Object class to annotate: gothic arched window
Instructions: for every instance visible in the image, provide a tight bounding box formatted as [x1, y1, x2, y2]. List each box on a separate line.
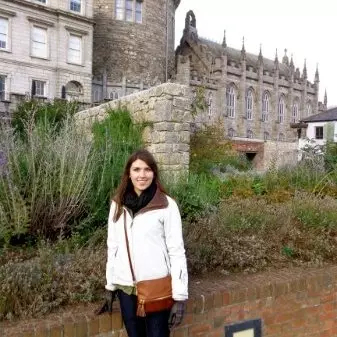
[263, 131, 270, 141]
[247, 129, 253, 139]
[291, 100, 299, 123]
[306, 102, 312, 117]
[278, 133, 285, 141]
[115, 0, 142, 23]
[262, 91, 270, 122]
[228, 128, 235, 138]
[278, 96, 285, 123]
[245, 89, 253, 120]
[226, 86, 236, 118]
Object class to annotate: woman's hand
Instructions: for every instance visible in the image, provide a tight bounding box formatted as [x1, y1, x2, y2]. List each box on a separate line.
[95, 290, 117, 315]
[168, 301, 186, 329]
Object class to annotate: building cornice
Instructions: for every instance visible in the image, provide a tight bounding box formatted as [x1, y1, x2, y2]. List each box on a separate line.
[65, 25, 89, 35]
[0, 8, 17, 16]
[0, 57, 92, 77]
[27, 15, 55, 27]
[2, 0, 94, 25]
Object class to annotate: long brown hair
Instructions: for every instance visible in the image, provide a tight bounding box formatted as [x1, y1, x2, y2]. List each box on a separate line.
[112, 149, 167, 221]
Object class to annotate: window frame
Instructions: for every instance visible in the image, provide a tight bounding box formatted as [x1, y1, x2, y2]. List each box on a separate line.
[245, 89, 253, 120]
[278, 96, 285, 123]
[247, 129, 253, 139]
[263, 131, 270, 141]
[32, 79, 47, 97]
[0, 17, 8, 50]
[226, 86, 236, 118]
[262, 91, 269, 122]
[228, 128, 235, 138]
[291, 102, 299, 123]
[70, 0, 82, 14]
[0, 75, 6, 100]
[30, 25, 49, 59]
[278, 133, 285, 142]
[315, 126, 323, 140]
[67, 33, 82, 65]
[307, 102, 312, 117]
[0, 10, 16, 53]
[115, 0, 143, 23]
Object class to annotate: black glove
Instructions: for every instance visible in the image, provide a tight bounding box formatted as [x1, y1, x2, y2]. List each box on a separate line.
[95, 290, 117, 315]
[168, 301, 186, 329]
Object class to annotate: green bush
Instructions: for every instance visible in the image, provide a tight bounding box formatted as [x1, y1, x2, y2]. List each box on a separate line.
[167, 173, 221, 221]
[190, 125, 251, 175]
[76, 109, 144, 241]
[11, 99, 78, 141]
[324, 141, 337, 171]
[0, 104, 144, 246]
[0, 117, 95, 244]
[0, 243, 105, 320]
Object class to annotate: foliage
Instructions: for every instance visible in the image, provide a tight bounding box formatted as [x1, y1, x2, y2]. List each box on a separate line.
[11, 99, 78, 141]
[3, 100, 337, 321]
[190, 86, 207, 117]
[190, 124, 252, 175]
[0, 117, 94, 245]
[0, 104, 144, 246]
[77, 109, 144, 240]
[0, 243, 105, 320]
[184, 192, 337, 274]
[324, 141, 337, 171]
[166, 173, 221, 221]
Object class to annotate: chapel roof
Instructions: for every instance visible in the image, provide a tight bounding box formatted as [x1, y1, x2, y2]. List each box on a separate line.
[199, 37, 290, 77]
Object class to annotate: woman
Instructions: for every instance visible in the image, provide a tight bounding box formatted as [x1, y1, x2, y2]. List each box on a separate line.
[97, 149, 188, 337]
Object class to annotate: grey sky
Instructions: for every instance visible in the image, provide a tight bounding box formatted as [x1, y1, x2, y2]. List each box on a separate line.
[175, 0, 335, 107]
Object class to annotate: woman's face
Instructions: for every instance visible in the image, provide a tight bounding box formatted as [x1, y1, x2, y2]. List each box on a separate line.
[129, 159, 154, 195]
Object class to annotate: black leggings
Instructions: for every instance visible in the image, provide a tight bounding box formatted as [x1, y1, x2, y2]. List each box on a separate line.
[117, 290, 171, 337]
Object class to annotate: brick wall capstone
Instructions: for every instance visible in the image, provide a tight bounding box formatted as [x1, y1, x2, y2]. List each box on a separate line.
[4, 266, 337, 336]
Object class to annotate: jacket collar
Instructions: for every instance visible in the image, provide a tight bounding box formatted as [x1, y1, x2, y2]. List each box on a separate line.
[135, 188, 168, 215]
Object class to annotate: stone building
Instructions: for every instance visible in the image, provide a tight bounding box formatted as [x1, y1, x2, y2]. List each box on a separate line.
[92, 0, 180, 102]
[175, 10, 327, 142]
[0, 0, 94, 117]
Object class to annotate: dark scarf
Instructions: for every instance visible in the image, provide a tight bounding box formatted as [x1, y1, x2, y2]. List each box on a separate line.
[123, 181, 157, 216]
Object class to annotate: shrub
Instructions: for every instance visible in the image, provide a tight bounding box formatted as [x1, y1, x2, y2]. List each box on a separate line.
[167, 173, 221, 221]
[190, 124, 251, 175]
[0, 117, 95, 244]
[0, 243, 106, 320]
[184, 192, 337, 274]
[11, 99, 78, 141]
[76, 109, 144, 240]
[324, 141, 337, 171]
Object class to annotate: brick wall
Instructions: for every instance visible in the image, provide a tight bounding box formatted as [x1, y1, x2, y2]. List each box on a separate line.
[3, 266, 337, 336]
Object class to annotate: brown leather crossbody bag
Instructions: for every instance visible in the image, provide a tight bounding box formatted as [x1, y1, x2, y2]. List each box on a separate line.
[123, 210, 174, 317]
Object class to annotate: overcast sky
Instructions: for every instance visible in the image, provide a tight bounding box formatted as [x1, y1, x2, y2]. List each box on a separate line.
[175, 0, 335, 108]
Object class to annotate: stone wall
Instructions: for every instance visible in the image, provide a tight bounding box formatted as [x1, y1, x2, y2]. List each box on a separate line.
[74, 83, 192, 179]
[264, 141, 299, 170]
[93, 0, 179, 88]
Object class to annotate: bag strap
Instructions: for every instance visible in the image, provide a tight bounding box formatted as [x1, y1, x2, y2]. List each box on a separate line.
[123, 209, 136, 283]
